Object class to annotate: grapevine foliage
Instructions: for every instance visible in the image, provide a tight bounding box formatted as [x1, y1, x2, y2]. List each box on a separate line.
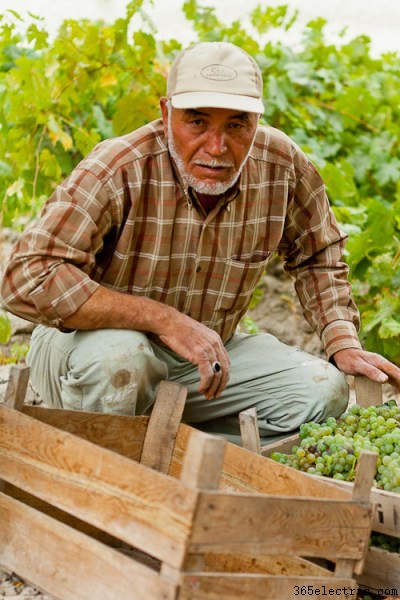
[0, 1, 399, 361]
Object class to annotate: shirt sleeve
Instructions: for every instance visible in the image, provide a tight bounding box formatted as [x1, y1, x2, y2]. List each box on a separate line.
[0, 168, 114, 328]
[278, 158, 362, 358]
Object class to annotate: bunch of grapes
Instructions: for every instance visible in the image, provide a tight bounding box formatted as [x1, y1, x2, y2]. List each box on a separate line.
[271, 400, 400, 555]
[270, 400, 400, 556]
[270, 400, 400, 491]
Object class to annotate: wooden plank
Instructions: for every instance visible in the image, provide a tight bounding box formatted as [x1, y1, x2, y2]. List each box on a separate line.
[358, 546, 400, 591]
[0, 492, 176, 600]
[201, 553, 330, 576]
[3, 482, 130, 547]
[140, 380, 187, 473]
[3, 364, 30, 409]
[162, 431, 226, 581]
[0, 405, 197, 568]
[22, 405, 148, 461]
[170, 425, 350, 500]
[352, 450, 377, 504]
[189, 493, 371, 560]
[261, 432, 300, 456]
[303, 473, 400, 538]
[334, 559, 354, 578]
[180, 430, 226, 490]
[354, 375, 383, 407]
[239, 408, 261, 454]
[178, 574, 356, 599]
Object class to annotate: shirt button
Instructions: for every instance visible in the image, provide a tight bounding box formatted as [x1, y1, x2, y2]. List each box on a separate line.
[196, 266, 202, 273]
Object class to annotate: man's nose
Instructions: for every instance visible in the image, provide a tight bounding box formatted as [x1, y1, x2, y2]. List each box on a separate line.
[204, 130, 228, 156]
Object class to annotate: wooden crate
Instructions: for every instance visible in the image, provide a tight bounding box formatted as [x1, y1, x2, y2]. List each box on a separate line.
[240, 375, 400, 594]
[0, 367, 376, 600]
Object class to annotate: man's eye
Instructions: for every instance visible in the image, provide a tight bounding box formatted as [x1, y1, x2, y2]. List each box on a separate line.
[229, 122, 243, 129]
[191, 119, 204, 126]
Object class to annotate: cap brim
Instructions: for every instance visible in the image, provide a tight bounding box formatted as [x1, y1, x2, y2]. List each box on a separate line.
[171, 91, 264, 114]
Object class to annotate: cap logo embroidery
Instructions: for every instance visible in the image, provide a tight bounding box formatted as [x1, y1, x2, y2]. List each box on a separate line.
[201, 64, 237, 81]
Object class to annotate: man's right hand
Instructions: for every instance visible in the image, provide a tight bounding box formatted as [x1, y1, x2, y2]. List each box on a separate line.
[62, 285, 231, 400]
[157, 310, 231, 400]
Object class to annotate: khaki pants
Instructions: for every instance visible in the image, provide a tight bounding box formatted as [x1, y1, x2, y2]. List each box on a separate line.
[27, 325, 349, 444]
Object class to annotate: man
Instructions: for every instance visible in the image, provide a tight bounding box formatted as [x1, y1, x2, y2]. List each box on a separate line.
[1, 42, 399, 443]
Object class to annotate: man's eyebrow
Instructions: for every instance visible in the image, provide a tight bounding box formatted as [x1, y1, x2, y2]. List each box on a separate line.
[229, 112, 251, 122]
[183, 109, 209, 118]
[182, 109, 251, 121]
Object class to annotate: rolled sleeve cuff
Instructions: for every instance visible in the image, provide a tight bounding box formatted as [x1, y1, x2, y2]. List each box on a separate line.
[321, 320, 362, 359]
[29, 269, 100, 329]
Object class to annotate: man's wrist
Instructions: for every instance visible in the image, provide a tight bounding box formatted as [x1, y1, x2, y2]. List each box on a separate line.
[321, 320, 362, 359]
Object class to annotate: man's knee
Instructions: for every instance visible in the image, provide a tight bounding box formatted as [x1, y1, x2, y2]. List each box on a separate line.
[306, 360, 349, 422]
[61, 329, 168, 415]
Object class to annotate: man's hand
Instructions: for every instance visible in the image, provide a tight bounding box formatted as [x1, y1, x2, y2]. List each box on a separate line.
[332, 348, 400, 389]
[157, 311, 231, 400]
[62, 286, 231, 400]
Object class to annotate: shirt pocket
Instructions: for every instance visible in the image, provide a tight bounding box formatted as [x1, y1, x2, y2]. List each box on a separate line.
[214, 253, 271, 313]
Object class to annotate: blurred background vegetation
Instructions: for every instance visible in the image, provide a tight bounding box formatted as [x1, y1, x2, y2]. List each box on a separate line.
[0, 0, 399, 361]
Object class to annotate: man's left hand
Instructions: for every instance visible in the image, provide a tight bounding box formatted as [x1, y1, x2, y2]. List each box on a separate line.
[332, 348, 400, 390]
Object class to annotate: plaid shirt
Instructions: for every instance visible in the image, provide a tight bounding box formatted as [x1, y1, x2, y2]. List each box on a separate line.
[0, 119, 361, 357]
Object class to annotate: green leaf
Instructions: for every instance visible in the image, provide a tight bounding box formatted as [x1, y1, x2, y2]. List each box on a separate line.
[0, 310, 12, 344]
[379, 318, 400, 340]
[375, 159, 400, 187]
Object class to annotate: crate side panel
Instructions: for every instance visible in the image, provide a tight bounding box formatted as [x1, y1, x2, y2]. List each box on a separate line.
[170, 425, 349, 500]
[0, 492, 176, 600]
[178, 574, 356, 600]
[189, 494, 371, 560]
[21, 406, 148, 461]
[3, 482, 131, 547]
[358, 546, 400, 591]
[0, 406, 196, 566]
[264, 443, 400, 539]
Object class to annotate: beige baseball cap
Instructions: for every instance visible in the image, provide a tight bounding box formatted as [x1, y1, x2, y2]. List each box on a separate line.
[167, 42, 264, 114]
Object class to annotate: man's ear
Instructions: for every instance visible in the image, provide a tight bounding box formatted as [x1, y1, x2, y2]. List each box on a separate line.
[160, 97, 169, 136]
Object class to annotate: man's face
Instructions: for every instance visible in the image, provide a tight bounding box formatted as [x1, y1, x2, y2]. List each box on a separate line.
[160, 98, 258, 196]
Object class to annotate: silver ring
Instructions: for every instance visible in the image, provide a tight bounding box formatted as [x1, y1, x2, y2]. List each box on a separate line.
[212, 361, 221, 373]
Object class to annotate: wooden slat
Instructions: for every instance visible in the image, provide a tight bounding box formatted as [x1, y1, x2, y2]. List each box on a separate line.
[304, 472, 400, 538]
[3, 482, 129, 547]
[354, 375, 383, 407]
[0, 405, 197, 568]
[3, 364, 30, 409]
[352, 450, 377, 504]
[0, 492, 176, 600]
[189, 493, 371, 560]
[358, 546, 400, 591]
[261, 432, 300, 456]
[178, 573, 356, 599]
[180, 430, 226, 490]
[162, 431, 226, 581]
[22, 405, 148, 461]
[170, 424, 350, 500]
[201, 553, 330, 576]
[140, 380, 187, 473]
[239, 408, 261, 454]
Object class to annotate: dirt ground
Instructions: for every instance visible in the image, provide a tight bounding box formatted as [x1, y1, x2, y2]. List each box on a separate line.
[0, 241, 399, 598]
